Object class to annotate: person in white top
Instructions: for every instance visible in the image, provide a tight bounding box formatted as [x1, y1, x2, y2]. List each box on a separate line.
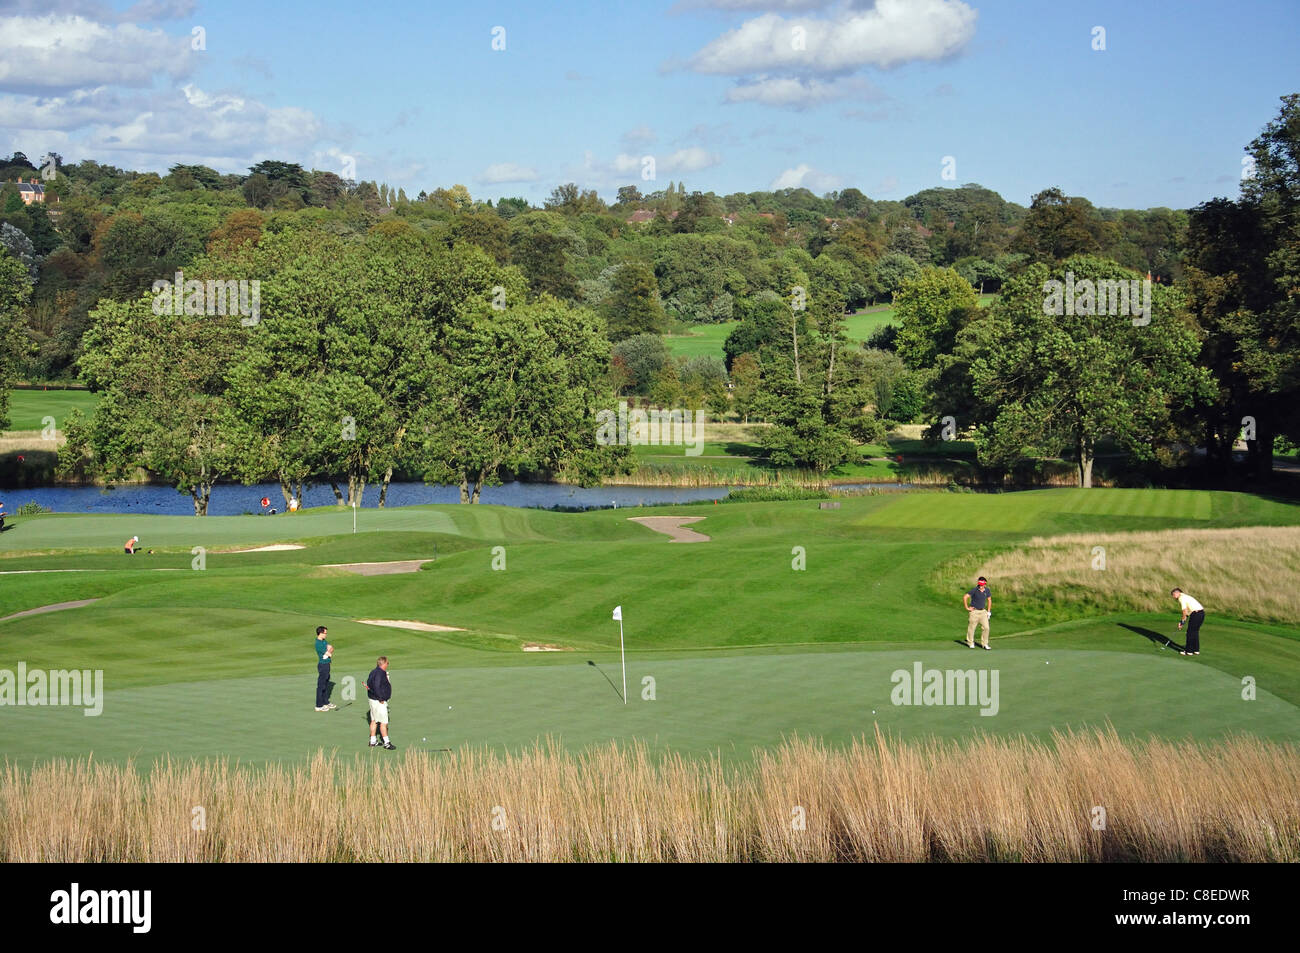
[1171, 588, 1205, 656]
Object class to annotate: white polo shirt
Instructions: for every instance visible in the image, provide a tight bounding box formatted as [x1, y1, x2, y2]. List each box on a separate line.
[1178, 592, 1204, 613]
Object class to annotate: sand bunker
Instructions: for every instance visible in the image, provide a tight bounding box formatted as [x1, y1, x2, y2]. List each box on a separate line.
[227, 544, 306, 553]
[522, 642, 572, 652]
[0, 598, 101, 624]
[628, 516, 711, 542]
[322, 559, 430, 575]
[356, 618, 465, 632]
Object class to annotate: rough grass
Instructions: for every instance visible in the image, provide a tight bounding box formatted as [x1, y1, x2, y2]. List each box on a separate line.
[2, 729, 1295, 862]
[952, 526, 1300, 625]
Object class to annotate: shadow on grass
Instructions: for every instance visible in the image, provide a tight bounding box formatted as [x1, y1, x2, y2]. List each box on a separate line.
[1119, 622, 1184, 653]
[720, 441, 764, 459]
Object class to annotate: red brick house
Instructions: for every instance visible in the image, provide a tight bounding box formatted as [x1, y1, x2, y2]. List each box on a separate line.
[11, 177, 49, 205]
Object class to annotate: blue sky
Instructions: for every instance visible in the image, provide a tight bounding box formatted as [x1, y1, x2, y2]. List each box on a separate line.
[2, 0, 1297, 209]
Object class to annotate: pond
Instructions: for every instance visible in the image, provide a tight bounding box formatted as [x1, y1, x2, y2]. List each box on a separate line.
[0, 481, 736, 516]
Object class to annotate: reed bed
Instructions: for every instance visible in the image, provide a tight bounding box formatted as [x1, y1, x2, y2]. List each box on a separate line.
[957, 526, 1300, 625]
[2, 729, 1296, 862]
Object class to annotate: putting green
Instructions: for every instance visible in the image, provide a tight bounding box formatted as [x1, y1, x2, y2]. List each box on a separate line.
[1, 640, 1294, 766]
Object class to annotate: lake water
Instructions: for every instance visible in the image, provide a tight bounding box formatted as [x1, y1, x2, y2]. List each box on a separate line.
[0, 481, 736, 515]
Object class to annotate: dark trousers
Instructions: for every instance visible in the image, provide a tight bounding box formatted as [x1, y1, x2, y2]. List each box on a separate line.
[1184, 610, 1205, 653]
[316, 661, 332, 706]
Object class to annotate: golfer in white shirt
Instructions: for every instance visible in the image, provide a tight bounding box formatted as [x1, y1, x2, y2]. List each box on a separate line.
[1171, 588, 1205, 656]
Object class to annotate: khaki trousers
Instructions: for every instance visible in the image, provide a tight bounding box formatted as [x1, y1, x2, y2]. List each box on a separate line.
[966, 608, 990, 647]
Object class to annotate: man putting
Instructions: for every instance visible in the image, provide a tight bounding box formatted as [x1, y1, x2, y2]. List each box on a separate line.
[123, 535, 139, 555]
[314, 626, 336, 711]
[366, 656, 395, 749]
[1171, 588, 1206, 656]
[963, 576, 993, 649]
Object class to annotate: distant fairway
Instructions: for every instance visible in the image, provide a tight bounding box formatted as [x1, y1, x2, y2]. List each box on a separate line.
[3, 389, 98, 432]
[663, 294, 994, 362]
[1, 488, 1297, 766]
[665, 305, 898, 361]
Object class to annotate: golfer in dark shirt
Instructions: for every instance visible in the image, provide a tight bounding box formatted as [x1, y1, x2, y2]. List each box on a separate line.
[314, 626, 336, 711]
[366, 657, 395, 749]
[963, 576, 993, 649]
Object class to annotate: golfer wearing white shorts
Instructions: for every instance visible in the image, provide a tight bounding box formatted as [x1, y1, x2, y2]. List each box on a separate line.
[366, 656, 395, 750]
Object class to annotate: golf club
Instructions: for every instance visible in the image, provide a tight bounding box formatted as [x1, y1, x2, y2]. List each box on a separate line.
[587, 659, 624, 701]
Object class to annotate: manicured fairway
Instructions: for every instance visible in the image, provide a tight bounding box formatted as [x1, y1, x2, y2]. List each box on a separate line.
[665, 306, 899, 361]
[663, 294, 994, 362]
[3, 389, 98, 432]
[1, 488, 1297, 766]
[2, 635, 1297, 766]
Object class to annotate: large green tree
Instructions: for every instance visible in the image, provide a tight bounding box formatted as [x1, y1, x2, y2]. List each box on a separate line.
[960, 256, 1211, 486]
[602, 261, 666, 341]
[893, 267, 979, 370]
[0, 247, 33, 427]
[413, 297, 628, 501]
[1185, 93, 1300, 478]
[65, 287, 252, 514]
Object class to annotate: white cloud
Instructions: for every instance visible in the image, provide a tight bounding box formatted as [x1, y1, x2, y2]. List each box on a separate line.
[478, 162, 540, 184]
[674, 0, 831, 11]
[690, 1, 977, 75]
[621, 124, 656, 149]
[726, 75, 884, 108]
[770, 163, 840, 192]
[0, 14, 195, 94]
[0, 82, 325, 172]
[0, 0, 195, 22]
[0, 86, 126, 130]
[664, 146, 723, 173]
[573, 146, 724, 190]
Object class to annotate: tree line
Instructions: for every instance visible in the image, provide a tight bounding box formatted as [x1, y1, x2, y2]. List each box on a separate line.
[0, 94, 1295, 494]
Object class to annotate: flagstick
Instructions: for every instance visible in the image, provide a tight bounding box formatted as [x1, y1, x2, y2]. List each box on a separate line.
[619, 617, 627, 705]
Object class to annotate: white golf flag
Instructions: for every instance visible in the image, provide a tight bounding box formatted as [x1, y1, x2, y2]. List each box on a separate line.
[612, 605, 622, 621]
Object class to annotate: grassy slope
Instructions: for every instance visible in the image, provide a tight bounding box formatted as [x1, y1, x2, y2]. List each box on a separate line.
[664, 307, 899, 361]
[3, 389, 98, 432]
[1, 489, 1297, 763]
[663, 294, 995, 362]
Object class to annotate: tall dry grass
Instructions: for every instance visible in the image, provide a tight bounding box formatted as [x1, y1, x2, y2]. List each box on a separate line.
[2, 730, 1296, 862]
[962, 526, 1300, 624]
